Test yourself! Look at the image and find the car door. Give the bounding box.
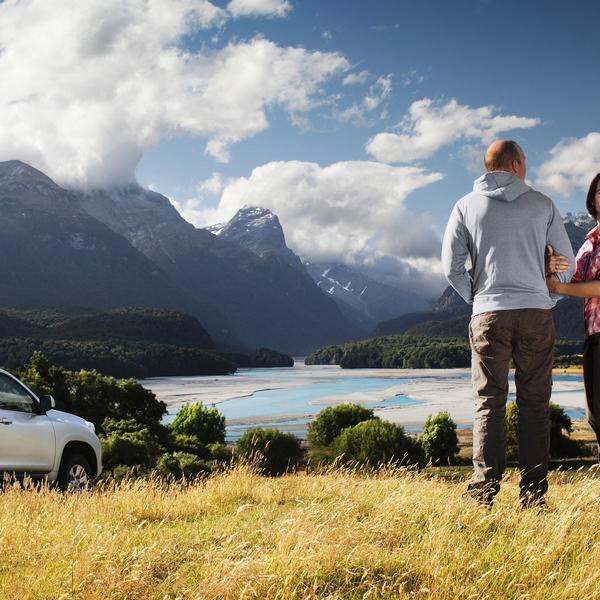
[0,373,55,473]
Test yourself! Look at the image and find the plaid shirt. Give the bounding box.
[572,224,600,337]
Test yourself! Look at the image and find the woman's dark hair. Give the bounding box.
[586,173,600,219]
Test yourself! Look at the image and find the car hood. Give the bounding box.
[46,409,89,427]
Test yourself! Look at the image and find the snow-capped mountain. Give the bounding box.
[207,205,429,330]
[563,212,594,231]
[305,262,428,328]
[207,206,303,271]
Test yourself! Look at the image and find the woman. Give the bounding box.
[547,172,600,456]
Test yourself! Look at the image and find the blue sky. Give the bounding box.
[1,0,599,293]
[138,0,600,231]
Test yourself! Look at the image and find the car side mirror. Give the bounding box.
[39,395,55,413]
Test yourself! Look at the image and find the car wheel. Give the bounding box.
[58,454,93,492]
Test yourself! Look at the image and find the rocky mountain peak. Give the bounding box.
[206,205,304,270]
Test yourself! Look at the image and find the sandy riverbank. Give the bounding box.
[145,365,586,432]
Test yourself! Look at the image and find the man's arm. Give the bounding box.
[546,201,575,283]
[441,203,473,304]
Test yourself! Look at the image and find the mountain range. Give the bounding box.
[0,161,362,354]
[2,158,589,355]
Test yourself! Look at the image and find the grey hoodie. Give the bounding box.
[441,171,575,315]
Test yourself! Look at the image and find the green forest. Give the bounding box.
[0,307,293,377]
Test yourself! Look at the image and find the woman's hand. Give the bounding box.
[545,245,571,276]
[546,274,562,294]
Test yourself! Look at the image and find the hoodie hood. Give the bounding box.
[473,171,530,202]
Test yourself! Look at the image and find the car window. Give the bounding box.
[0,374,34,413]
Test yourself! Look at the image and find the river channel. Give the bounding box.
[142,362,587,442]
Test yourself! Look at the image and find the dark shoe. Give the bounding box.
[465,480,498,508]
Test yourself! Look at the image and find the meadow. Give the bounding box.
[1,464,600,599]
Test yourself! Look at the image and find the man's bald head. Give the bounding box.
[484,140,526,179]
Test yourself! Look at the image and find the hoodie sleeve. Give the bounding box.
[442,202,473,305]
[546,201,575,285]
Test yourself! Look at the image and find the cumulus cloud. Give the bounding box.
[0,0,346,188]
[180,160,445,292]
[535,132,600,197]
[227,0,292,18]
[366,98,540,164]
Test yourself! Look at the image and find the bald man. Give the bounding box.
[441,140,575,508]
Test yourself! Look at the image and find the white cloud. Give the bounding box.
[227,0,292,18]
[342,70,369,86]
[336,75,392,126]
[366,98,540,164]
[535,132,600,197]
[188,159,443,263]
[197,172,229,196]
[0,0,346,188]
[186,160,446,294]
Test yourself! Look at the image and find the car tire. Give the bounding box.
[58,453,93,492]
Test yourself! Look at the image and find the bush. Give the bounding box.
[101,419,164,469]
[332,419,422,468]
[505,401,590,459]
[308,403,375,447]
[236,428,303,476]
[419,411,459,465]
[169,403,226,445]
[155,452,212,479]
[16,352,167,432]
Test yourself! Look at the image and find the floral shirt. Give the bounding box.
[572,225,600,337]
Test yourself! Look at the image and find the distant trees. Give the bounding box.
[306,335,470,370]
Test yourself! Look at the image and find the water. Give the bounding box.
[145,364,586,442]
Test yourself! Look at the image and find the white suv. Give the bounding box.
[0,368,102,490]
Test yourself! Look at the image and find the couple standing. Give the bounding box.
[442,140,600,508]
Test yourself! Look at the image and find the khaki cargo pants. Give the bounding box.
[468,309,555,500]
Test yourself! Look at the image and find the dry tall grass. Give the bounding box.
[1,464,600,599]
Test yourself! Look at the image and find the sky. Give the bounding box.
[1,0,599,296]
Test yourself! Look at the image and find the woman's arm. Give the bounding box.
[547,276,600,298]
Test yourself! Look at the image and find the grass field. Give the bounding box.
[2,463,600,600]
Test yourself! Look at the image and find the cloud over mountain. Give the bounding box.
[366,98,540,164]
[535,132,600,197]
[0,0,347,188]
[177,160,446,295]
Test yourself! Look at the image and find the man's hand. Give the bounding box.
[545,245,570,276]
[546,273,561,294]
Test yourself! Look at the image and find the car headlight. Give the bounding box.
[84,420,95,433]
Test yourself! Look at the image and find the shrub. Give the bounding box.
[169,403,225,445]
[308,403,375,447]
[155,452,212,479]
[101,418,164,469]
[505,401,590,459]
[236,428,303,476]
[332,419,422,468]
[419,411,459,465]
[16,352,167,432]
